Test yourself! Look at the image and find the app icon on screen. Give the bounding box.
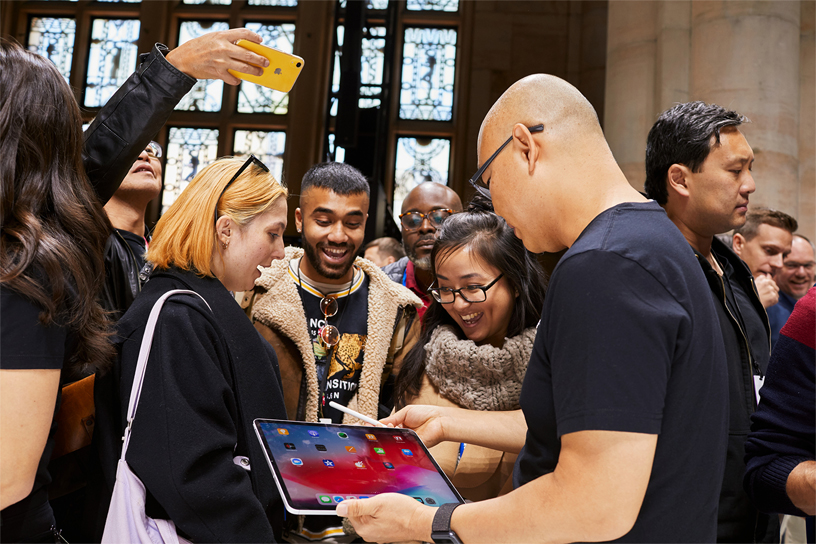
[393,436,404,442]
[332,496,344,503]
[374,447,385,455]
[318,495,332,504]
[315,444,327,451]
[322,459,335,468]
[284,443,296,450]
[277,428,289,435]
[337,432,349,439]
[359,495,371,499]
[291,458,303,466]
[425,498,437,505]
[365,434,377,441]
[345,495,357,500]
[345,446,357,453]
[413,497,424,504]
[401,449,413,457]
[383,462,394,469]
[308,430,319,437]
[354,461,366,469]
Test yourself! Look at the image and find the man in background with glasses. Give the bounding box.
[768,234,816,347]
[340,74,728,544]
[383,182,462,318]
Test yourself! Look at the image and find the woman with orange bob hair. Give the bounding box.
[100,156,290,542]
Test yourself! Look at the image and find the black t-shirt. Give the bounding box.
[292,264,369,423]
[0,287,66,541]
[117,228,148,270]
[514,202,729,543]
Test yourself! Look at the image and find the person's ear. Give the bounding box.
[512,124,541,177]
[385,256,396,265]
[295,207,303,233]
[667,164,690,198]
[732,233,746,257]
[215,216,232,248]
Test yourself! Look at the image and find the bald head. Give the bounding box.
[401,182,463,215]
[474,74,640,254]
[479,74,603,152]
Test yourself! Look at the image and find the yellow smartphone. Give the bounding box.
[228,39,305,93]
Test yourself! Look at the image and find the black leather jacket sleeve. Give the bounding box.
[82,43,196,205]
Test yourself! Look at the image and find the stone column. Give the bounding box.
[797,1,815,239]
[690,1,801,215]
[604,1,658,188]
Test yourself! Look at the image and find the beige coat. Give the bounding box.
[408,375,517,502]
[244,247,422,424]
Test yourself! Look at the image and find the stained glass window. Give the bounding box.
[162,127,220,213]
[330,26,386,116]
[236,23,296,115]
[393,137,450,222]
[27,17,76,81]
[338,0,388,9]
[175,21,229,112]
[183,0,231,4]
[248,0,298,5]
[84,19,141,107]
[233,130,286,184]
[399,27,457,121]
[406,0,458,12]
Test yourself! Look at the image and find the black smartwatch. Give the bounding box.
[431,502,463,544]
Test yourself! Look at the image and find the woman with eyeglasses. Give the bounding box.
[393,195,547,501]
[100,156,290,542]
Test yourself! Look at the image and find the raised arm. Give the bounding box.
[83,28,270,204]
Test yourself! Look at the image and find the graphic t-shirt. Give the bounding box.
[290,259,369,423]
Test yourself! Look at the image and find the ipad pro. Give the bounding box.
[253,419,464,515]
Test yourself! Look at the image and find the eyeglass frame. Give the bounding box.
[468,124,545,198]
[398,208,456,232]
[145,141,163,159]
[782,260,816,272]
[213,155,270,225]
[428,274,505,304]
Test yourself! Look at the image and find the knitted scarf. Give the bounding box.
[423,325,536,411]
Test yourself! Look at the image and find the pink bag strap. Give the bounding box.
[120,290,211,459]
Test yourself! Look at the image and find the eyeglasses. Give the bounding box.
[145,141,162,159]
[428,274,504,304]
[318,296,341,346]
[468,124,544,198]
[399,208,455,232]
[783,261,816,272]
[214,155,269,225]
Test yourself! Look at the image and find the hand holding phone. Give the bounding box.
[228,39,305,92]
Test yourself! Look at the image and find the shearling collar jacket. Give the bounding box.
[247,247,422,424]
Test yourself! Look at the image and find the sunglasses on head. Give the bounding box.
[213,155,269,225]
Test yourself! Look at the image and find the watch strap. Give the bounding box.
[432,502,461,533]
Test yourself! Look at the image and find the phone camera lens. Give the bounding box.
[296,62,302,68]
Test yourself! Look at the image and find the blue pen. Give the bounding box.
[453,443,466,475]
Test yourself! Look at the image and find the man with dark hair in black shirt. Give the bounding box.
[644,101,778,543]
[338,75,728,544]
[100,141,164,321]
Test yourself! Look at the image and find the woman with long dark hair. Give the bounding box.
[394,197,547,501]
[0,39,114,542]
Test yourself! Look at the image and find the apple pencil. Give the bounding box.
[328,401,387,427]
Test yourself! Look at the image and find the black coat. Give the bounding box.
[98,268,287,543]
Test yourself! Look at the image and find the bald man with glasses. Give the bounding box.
[339,74,729,544]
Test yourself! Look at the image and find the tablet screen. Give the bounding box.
[254,419,464,513]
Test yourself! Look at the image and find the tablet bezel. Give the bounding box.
[253,418,465,516]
